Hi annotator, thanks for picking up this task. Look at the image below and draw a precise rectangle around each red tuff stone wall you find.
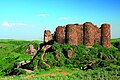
[44,30,52,43]
[55,26,66,44]
[43,22,111,48]
[54,24,84,45]
[76,24,83,44]
[66,24,78,45]
[83,22,95,46]
[94,26,101,45]
[101,24,111,48]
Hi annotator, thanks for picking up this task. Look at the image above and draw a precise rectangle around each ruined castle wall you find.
[76,24,83,44]
[83,22,95,46]
[44,30,52,43]
[101,24,111,48]
[66,24,78,45]
[55,26,66,44]
[94,26,101,45]
[43,22,111,48]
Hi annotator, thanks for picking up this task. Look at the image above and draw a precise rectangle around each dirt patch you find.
[41,72,69,76]
[23,69,33,73]
[25,74,36,78]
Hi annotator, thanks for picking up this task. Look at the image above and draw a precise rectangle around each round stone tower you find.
[101,24,111,48]
[83,22,95,47]
[66,24,78,45]
[55,26,66,44]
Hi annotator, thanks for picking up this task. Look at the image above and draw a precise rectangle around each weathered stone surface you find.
[66,24,78,45]
[26,44,37,55]
[67,48,73,58]
[17,60,30,68]
[94,26,101,45]
[55,26,66,44]
[43,22,111,48]
[75,24,83,44]
[44,30,52,43]
[83,62,95,70]
[83,22,95,46]
[101,24,111,48]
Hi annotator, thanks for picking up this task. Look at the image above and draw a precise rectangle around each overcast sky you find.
[0,0,120,40]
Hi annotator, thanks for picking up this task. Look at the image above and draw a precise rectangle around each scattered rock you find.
[17,60,30,68]
[26,44,37,55]
[23,69,33,74]
[67,48,73,58]
[83,62,95,70]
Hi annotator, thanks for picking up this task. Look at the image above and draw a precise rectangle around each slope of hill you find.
[0,39,120,80]
[0,39,41,76]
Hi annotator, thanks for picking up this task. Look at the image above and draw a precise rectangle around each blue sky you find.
[0,0,120,40]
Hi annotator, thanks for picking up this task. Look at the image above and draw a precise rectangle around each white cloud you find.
[38,14,46,17]
[2,22,10,27]
[59,17,69,20]
[18,23,27,26]
[1,22,27,27]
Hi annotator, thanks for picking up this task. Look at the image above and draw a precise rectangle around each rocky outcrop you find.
[67,48,74,58]
[44,30,52,43]
[17,60,30,68]
[26,44,37,55]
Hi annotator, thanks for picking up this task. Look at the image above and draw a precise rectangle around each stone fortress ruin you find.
[44,22,111,48]
[22,22,111,69]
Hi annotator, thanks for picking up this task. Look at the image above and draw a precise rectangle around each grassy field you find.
[0,39,120,80]
[1,67,120,80]
[111,38,120,42]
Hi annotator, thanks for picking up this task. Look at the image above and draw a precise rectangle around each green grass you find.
[111,38,120,43]
[0,39,120,80]
[1,67,119,80]
[0,39,42,76]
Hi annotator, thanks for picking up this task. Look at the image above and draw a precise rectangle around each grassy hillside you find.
[111,38,120,51]
[0,39,120,80]
[0,39,41,76]
[111,38,120,42]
